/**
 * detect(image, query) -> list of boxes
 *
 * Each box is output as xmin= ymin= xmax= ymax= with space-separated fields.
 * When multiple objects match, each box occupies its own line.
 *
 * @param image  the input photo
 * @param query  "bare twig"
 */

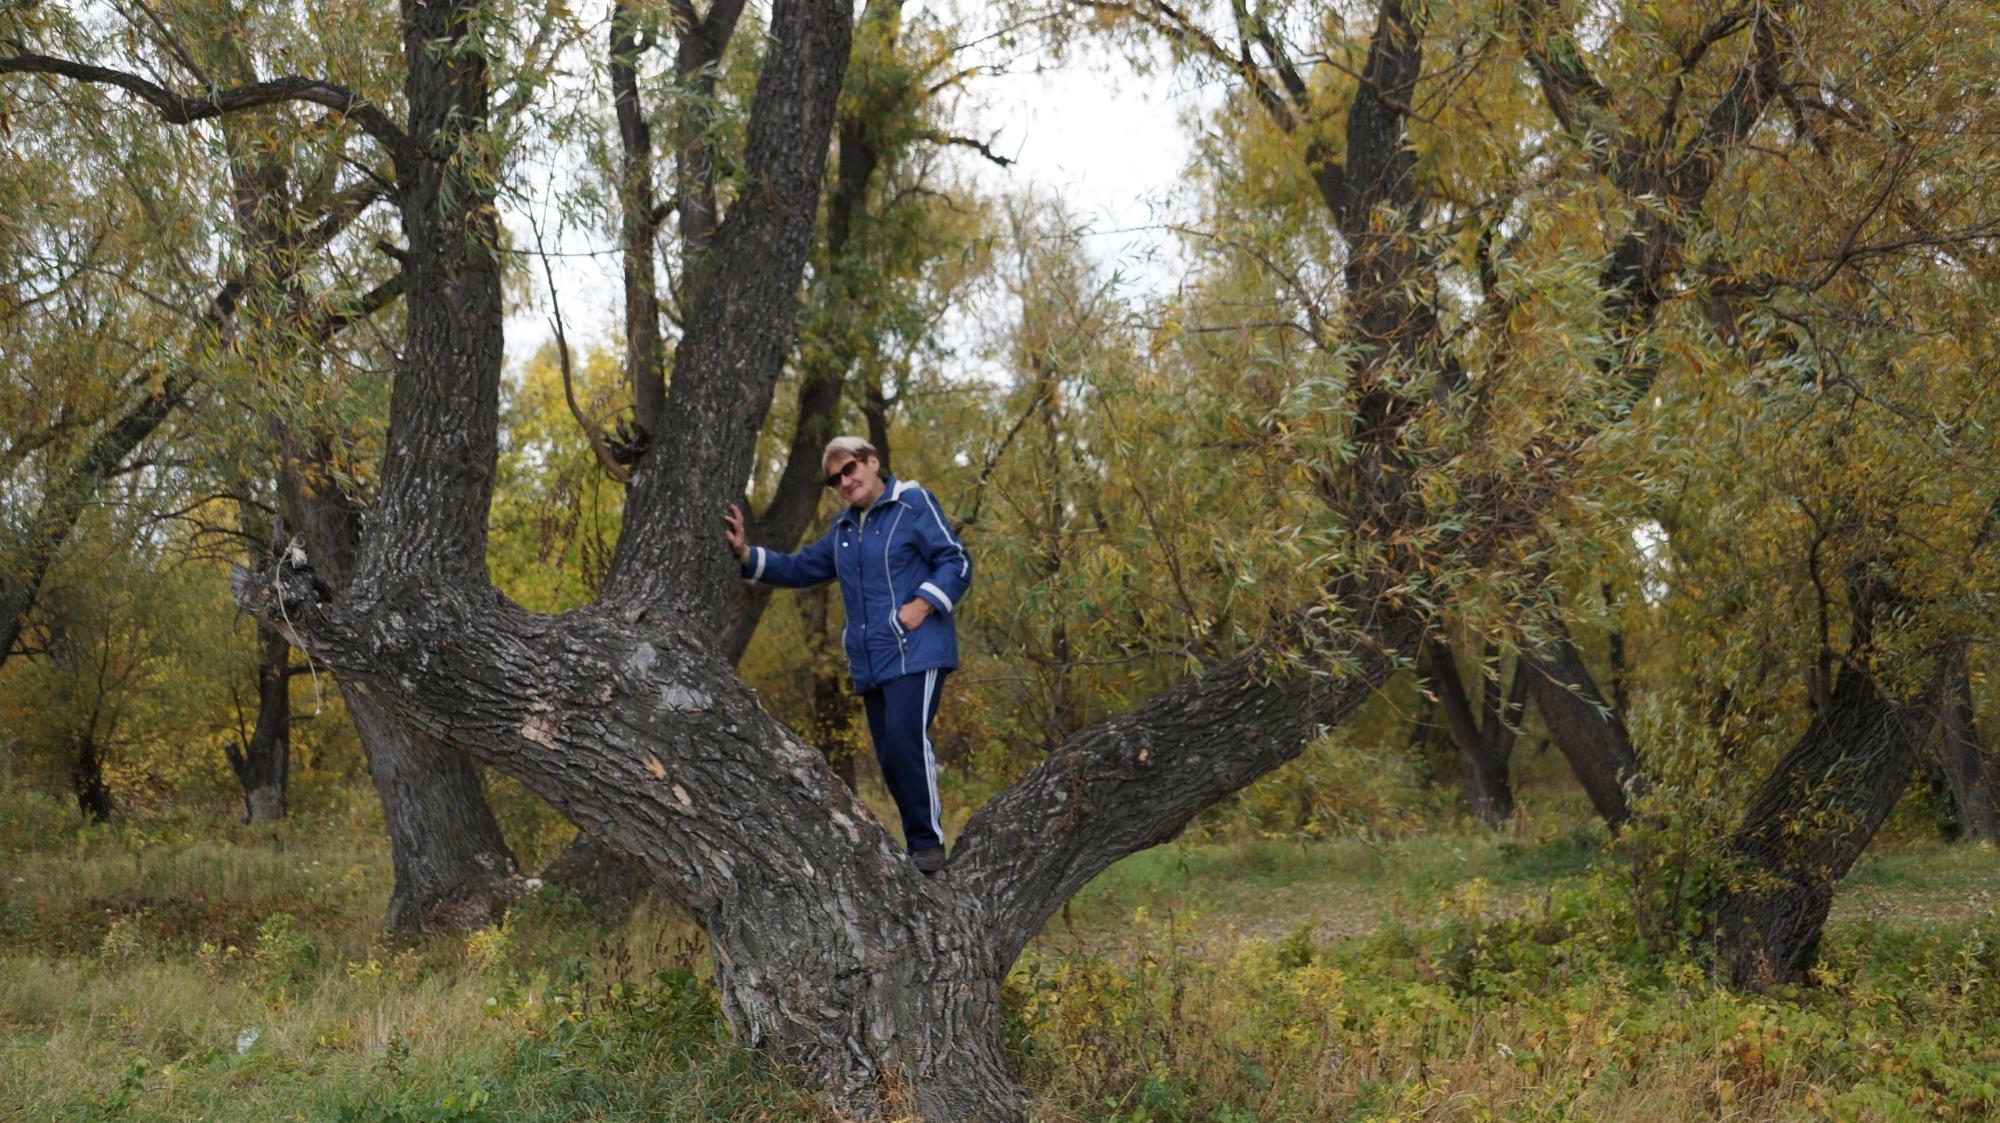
xmin=530 ymin=215 xmax=632 ymax=486
xmin=928 ymin=131 xmax=1016 ymax=167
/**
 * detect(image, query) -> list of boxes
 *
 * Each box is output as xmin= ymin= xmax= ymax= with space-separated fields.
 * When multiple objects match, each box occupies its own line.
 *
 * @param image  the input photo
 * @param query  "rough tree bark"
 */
xmin=718 ymin=0 xmax=904 ymax=665
xmin=548 ymin=0 xmax=889 ymax=913
xmin=214 ymin=52 xmax=521 ymax=926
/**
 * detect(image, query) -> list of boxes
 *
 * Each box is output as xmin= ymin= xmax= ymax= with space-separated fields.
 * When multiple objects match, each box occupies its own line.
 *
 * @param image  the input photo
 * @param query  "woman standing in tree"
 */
xmin=723 ymin=436 xmax=971 ymax=873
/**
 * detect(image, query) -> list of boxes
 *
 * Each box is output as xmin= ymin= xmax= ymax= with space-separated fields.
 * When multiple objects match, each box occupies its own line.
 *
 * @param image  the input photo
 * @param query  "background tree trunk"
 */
xmin=536 ymin=831 xmax=653 ymax=916
xmin=1711 ymin=668 xmax=1929 ymax=990
xmin=73 ymin=731 xmax=114 ymax=821
xmin=1933 ymin=669 xmax=1999 ymax=844
xmin=1521 ymin=627 xmax=1639 ymax=829
xmin=343 ymin=683 xmax=521 ymax=931
xmin=804 ymin=582 xmax=862 ymax=788
xmin=1425 ymin=639 xmax=1525 ymax=825
xmin=222 ymin=616 xmax=292 ymax=822
xmin=278 ymin=431 xmax=519 ymax=931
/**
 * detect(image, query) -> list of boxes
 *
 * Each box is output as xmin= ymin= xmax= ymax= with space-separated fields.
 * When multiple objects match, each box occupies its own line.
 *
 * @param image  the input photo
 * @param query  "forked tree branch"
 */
xmin=602 ymin=0 xmax=855 ymax=616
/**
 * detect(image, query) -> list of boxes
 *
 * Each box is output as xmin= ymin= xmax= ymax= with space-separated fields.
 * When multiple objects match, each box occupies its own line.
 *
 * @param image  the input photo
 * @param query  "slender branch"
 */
xmin=125 ymin=0 xmax=209 ymax=86
xmin=1512 ymin=0 xmax=1612 ymax=134
xmin=1236 ymin=0 xmax=1309 ymax=113
xmin=533 ymin=217 xmax=632 ymax=486
xmin=1072 ymin=0 xmax=1296 ymax=132
xmin=928 ymin=131 xmax=1015 ymax=167
xmin=1166 ymin=223 xmax=1336 ymax=347
xmin=958 ymin=378 xmax=1050 ymax=529
xmin=0 ymin=51 xmax=415 ymax=171
xmin=298 ymin=174 xmax=393 ymax=259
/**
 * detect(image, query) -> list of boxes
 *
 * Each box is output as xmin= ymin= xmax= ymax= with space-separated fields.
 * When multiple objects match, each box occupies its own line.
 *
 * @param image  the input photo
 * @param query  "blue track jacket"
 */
xmin=742 ymin=478 xmax=971 ymax=694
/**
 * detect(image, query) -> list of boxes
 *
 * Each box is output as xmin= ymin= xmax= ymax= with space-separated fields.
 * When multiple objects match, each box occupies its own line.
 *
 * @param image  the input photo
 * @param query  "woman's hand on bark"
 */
xmin=722 ymin=504 xmax=749 ymax=564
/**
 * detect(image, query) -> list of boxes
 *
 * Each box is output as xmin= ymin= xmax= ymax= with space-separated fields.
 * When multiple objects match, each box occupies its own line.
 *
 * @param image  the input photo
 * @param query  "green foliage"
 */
xmin=1013 ymin=840 xmax=2000 ymax=1122
xmin=4 ymin=796 xmax=1996 ymax=1120
xmin=488 ymin=343 xmax=627 ymax=614
xmin=251 ymin=912 xmax=322 ymax=1002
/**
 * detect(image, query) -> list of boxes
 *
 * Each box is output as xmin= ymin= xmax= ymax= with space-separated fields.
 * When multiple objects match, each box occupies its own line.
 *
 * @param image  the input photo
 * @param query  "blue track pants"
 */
xmin=862 ymin=668 xmax=946 ymax=853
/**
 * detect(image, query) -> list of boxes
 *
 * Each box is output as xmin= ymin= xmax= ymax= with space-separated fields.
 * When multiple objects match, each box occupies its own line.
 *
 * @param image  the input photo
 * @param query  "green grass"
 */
xmin=2 ymin=798 xmax=1996 ymax=1122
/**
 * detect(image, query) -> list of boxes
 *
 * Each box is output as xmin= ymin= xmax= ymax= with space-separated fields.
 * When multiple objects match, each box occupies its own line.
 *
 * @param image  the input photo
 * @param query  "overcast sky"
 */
xmin=498 ymin=22 xmax=1223 ymax=374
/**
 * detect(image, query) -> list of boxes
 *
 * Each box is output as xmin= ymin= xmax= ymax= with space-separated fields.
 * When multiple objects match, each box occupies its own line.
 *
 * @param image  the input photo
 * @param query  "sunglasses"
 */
xmin=824 ymin=459 xmax=865 ymax=489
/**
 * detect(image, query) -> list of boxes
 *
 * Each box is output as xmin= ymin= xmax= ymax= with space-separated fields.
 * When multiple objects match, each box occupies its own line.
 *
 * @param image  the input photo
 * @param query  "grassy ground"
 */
xmin=2 ymin=793 xmax=1996 ymax=1122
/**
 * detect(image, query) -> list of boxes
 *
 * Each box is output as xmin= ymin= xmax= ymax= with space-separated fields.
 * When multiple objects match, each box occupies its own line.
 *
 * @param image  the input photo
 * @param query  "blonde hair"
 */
xmin=821 ymin=435 xmax=877 ymax=469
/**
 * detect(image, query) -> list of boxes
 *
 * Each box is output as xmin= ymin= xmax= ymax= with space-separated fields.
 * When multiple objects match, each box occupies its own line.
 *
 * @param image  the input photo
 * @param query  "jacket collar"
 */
xmin=837 ymin=476 xmax=914 ymax=525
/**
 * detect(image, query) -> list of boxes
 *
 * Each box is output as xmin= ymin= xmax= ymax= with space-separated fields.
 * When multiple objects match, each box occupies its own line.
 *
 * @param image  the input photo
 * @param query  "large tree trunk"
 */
xmin=717 ymin=0 xmax=901 ymax=664
xmin=223 ymin=616 xmax=292 ymax=822
xmin=236 ymin=558 xmax=1407 ymax=1119
xmin=1711 ymin=668 xmax=1929 ymax=990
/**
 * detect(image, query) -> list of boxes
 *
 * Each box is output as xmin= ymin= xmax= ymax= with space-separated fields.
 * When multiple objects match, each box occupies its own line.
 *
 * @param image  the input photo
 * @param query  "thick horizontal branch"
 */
xmin=0 ymin=51 xmax=414 ymax=171
xmin=954 ymin=613 xmax=1415 ymax=967
xmin=228 ymin=565 xmax=914 ymax=947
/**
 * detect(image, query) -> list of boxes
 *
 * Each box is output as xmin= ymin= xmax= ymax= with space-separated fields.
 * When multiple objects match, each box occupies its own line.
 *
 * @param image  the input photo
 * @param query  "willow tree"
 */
xmin=8 ymin=0 xmax=1976 ymax=1119
xmin=0 ymin=0 xmax=521 ymax=928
